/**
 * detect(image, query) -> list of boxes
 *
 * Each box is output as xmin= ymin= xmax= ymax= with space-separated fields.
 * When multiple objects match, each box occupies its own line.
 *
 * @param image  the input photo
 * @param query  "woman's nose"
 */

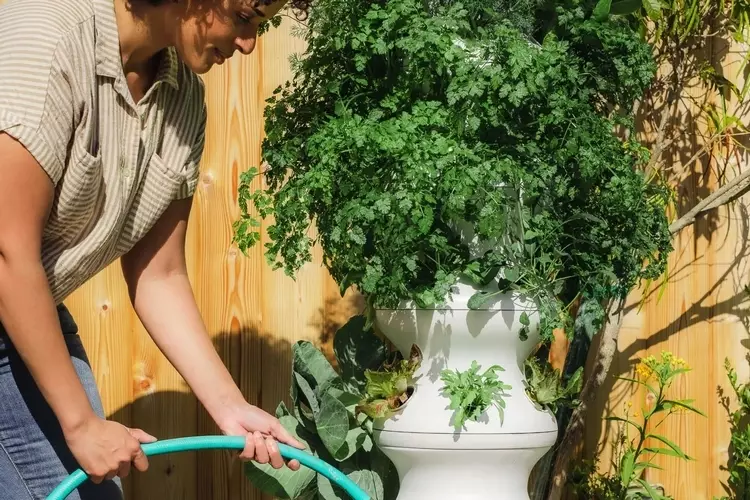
xmin=235 ymin=36 xmax=256 ymax=55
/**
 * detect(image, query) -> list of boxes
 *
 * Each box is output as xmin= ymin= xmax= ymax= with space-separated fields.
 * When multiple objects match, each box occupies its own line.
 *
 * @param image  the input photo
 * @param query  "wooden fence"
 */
xmin=4 ymin=7 xmax=745 ymax=500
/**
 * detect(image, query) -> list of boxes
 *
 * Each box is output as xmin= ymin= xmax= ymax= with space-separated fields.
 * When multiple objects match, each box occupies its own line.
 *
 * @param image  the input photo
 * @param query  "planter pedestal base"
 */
xmin=375 ymin=430 xmax=558 ymax=500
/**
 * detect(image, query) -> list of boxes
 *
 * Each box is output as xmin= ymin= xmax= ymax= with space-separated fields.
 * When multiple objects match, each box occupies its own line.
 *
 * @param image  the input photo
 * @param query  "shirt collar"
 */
xmin=93 ymin=0 xmax=179 ymax=91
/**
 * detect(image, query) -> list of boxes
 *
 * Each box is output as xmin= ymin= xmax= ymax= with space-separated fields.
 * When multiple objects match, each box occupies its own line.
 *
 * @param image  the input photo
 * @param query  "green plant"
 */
xmin=568 ymin=351 xmax=705 ymax=500
xmin=439 ymin=361 xmax=512 ymax=430
xmin=356 ymin=344 xmax=422 ymax=419
xmin=244 ymin=316 xmax=400 ymax=499
xmin=523 ymin=355 xmax=583 ymax=413
xmin=716 ymin=358 xmax=750 ymax=500
xmin=233 ymin=0 xmax=672 ymax=346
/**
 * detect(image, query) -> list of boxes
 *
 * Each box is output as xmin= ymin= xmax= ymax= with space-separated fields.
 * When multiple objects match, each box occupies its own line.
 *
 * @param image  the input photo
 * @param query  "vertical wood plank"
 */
xmin=64 ymin=266 xmax=136 ymax=491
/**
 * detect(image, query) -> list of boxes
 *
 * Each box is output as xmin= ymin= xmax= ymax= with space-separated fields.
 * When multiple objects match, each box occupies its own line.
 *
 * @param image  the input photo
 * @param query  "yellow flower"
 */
xmin=627 ymin=401 xmax=633 ymax=407
xmin=675 ymin=357 xmax=689 ymax=369
xmin=636 ymin=363 xmax=653 ymax=380
xmin=632 ymin=412 xmax=639 ymax=418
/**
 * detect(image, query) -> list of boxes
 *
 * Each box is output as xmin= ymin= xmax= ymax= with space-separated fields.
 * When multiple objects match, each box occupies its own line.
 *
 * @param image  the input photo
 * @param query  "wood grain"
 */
xmin=0 ymin=0 xmax=726 ymax=496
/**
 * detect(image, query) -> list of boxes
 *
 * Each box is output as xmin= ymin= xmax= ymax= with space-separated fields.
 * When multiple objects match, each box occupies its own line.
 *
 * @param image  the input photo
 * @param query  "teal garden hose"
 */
xmin=45 ymin=435 xmax=371 ymax=500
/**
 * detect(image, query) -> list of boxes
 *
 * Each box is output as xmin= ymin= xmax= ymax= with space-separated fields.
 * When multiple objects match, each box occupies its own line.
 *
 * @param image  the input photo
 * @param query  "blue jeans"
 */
xmin=0 ymin=305 xmax=123 ymax=499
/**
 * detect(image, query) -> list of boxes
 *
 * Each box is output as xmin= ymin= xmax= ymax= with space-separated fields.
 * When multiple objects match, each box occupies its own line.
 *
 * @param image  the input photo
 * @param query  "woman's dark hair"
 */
xmin=256 ymin=0 xmax=310 ymax=18
xmin=139 ymin=0 xmax=311 ymax=18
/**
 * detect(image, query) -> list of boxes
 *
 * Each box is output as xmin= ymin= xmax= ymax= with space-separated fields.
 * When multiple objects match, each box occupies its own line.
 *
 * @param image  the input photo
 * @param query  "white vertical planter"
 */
xmin=372 ymin=277 xmax=558 ymax=499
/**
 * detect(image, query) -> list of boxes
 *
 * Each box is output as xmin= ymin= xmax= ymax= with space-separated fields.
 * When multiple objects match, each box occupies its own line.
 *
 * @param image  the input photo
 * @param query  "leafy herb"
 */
xmin=233 ymin=0 xmax=672 ymax=345
xmin=440 ymin=361 xmax=512 ymax=430
xmin=524 ymin=356 xmax=583 ymax=413
xmin=356 ymin=344 xmax=422 ymax=419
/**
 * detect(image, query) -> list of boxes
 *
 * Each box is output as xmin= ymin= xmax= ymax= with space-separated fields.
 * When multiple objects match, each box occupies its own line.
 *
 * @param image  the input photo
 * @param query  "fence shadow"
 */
xmin=584 ymin=200 xmax=750 ymax=472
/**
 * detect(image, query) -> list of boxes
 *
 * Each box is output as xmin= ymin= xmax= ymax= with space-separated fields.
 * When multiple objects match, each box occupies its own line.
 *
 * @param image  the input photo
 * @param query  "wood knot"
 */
xmin=201 ymin=172 xmax=214 ymax=186
xmin=133 ymin=361 xmax=156 ymax=396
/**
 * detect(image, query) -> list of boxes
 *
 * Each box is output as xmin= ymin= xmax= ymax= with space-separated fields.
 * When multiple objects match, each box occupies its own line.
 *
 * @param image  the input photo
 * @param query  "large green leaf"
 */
xmin=610 ymin=0 xmax=642 ymax=15
xmin=593 ymin=0 xmax=612 ymax=20
xmin=333 ymin=315 xmax=388 ymax=396
xmin=294 ymin=372 xmax=321 ymax=433
xmin=619 ymin=449 xmax=636 ymax=486
xmin=643 ymin=0 xmax=662 ymax=20
xmin=316 ymin=446 xmax=399 ymax=500
xmin=319 ymin=380 xmax=362 ymax=413
xmin=314 ymin=390 xmax=351 ymax=459
xmin=294 ymin=341 xmax=341 ymax=391
xmin=244 ymin=415 xmax=318 ymax=498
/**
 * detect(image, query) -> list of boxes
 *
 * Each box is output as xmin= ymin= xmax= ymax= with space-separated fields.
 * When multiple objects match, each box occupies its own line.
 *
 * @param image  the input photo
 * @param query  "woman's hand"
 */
xmin=217 ymin=401 xmax=305 ymax=470
xmin=64 ymin=415 xmax=157 ymax=483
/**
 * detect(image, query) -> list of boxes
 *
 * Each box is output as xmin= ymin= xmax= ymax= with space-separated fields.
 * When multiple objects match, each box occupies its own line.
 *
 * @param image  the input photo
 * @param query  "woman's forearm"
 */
xmin=128 ymin=272 xmax=245 ymax=427
xmin=0 ymin=252 xmax=96 ymax=432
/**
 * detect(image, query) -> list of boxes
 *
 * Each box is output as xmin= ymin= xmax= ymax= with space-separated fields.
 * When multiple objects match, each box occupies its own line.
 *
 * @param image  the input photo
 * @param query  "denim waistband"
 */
xmin=0 ymin=304 xmax=79 ymax=351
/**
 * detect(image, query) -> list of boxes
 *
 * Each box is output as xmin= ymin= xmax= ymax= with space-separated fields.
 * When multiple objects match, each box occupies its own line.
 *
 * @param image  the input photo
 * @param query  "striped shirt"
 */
xmin=0 ymin=0 xmax=207 ymax=304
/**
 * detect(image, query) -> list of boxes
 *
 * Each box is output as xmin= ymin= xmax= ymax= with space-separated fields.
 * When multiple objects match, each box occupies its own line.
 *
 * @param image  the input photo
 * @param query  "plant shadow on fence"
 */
xmin=106 ymin=329 xmax=294 ymax=500
xmin=583 ymin=196 xmax=750 ymax=485
xmin=104 ymin=291 xmax=363 ymax=500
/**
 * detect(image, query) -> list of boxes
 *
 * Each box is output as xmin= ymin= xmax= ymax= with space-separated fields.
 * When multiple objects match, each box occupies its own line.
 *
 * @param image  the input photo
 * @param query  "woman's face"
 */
xmin=173 ymin=0 xmax=288 ymax=74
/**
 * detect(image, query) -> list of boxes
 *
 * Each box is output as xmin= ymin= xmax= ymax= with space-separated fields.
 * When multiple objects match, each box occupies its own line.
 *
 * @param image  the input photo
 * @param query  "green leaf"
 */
xmin=316 ymin=446 xmax=399 ymax=500
xmin=293 ymin=341 xmax=340 ymax=392
xmin=333 ymin=315 xmax=388 ymax=396
xmin=504 ymin=267 xmax=520 ymax=282
xmin=620 ymin=449 xmax=636 ymax=486
xmin=593 ymin=0 xmax=612 ymax=20
xmin=293 ymin=372 xmax=320 ymax=432
xmin=520 ymin=311 xmax=530 ymax=326
xmin=662 ymin=399 xmax=707 ymax=417
xmin=244 ymin=415 xmax=317 ymax=498
xmin=314 ymin=390 xmax=351 ymax=460
xmin=610 ymin=0 xmax=642 ymax=15
xmin=617 ymin=376 xmax=658 ymax=398
xmin=642 ymin=446 xmax=684 ymax=458
xmin=604 ymin=415 xmax=643 ymax=434
xmin=574 ymin=299 xmax=605 ymax=341
xmin=643 ymin=0 xmax=662 ymax=20
xmin=635 ymin=478 xmax=669 ymax=500
xmin=635 ymin=461 xmax=664 ymax=471
xmin=646 ymin=433 xmax=692 ymax=460
xmin=467 ymin=290 xmax=500 ymax=310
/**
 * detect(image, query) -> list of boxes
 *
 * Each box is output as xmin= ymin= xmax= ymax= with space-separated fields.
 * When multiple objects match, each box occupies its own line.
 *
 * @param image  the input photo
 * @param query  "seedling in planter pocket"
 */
xmin=356 ymin=344 xmax=423 ymax=419
xmin=524 ymin=356 xmax=583 ymax=414
xmin=440 ymin=361 xmax=512 ymax=430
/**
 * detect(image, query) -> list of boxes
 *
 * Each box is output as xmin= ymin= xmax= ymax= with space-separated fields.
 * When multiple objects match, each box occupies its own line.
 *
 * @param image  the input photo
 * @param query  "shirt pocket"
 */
xmin=49 ymin=140 xmax=105 ymax=244
xmin=117 ymin=151 xmax=186 ymax=250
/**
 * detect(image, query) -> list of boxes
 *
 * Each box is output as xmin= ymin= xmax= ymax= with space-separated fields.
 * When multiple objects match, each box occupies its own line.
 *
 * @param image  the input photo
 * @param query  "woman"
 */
xmin=0 ymin=0 xmax=308 ymax=497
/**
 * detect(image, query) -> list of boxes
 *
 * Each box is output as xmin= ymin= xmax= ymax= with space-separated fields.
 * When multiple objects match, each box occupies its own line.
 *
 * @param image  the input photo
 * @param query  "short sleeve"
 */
xmin=175 ymin=82 xmax=207 ymax=200
xmin=0 ymin=2 xmax=76 ymax=186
